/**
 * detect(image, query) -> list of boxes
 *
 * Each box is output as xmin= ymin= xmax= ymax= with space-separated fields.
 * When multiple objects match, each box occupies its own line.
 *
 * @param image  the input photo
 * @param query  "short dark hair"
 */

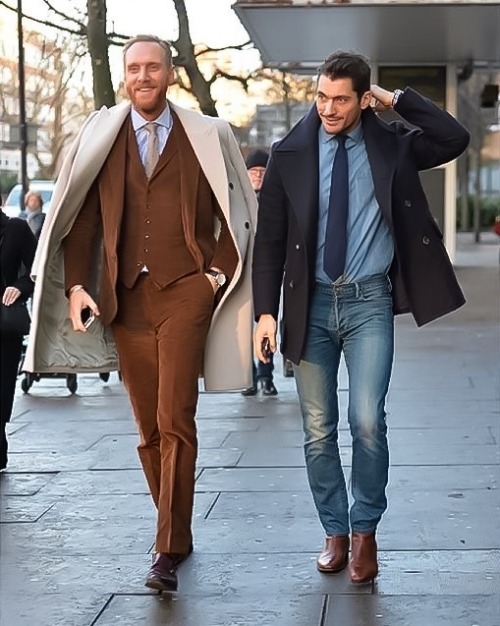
xmin=317 ymin=51 xmax=371 ymax=100
xmin=123 ymin=35 xmax=173 ymax=67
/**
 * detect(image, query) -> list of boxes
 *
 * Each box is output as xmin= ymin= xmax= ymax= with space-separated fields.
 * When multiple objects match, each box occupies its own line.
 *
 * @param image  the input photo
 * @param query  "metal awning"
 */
xmin=232 ymin=2 xmax=500 ymax=70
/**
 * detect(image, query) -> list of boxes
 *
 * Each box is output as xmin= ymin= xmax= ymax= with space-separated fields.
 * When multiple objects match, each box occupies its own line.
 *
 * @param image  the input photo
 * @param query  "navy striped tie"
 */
xmin=324 ymin=134 xmax=348 ymax=282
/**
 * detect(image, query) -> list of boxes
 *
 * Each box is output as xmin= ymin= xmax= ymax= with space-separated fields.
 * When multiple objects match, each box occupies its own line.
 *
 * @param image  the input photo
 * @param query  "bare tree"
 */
xmin=171 ymin=0 xmax=218 ymax=116
xmin=255 ymin=69 xmax=317 ymax=131
xmin=0 ymin=28 xmax=93 ymax=178
xmin=1 ymin=0 xmax=252 ymax=115
xmin=87 ymin=0 xmax=115 ymax=108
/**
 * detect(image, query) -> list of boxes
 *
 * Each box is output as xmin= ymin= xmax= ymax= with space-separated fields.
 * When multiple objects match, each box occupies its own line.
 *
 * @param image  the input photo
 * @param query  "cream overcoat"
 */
xmin=25 ymin=101 xmax=257 ymax=391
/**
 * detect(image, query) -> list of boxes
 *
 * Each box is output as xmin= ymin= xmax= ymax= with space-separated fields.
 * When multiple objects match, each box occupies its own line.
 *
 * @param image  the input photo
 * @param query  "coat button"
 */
xmin=422 ymin=236 xmax=430 ymax=245
xmin=289 ymin=280 xmax=295 ymax=289
xmin=404 ymin=200 xmax=412 ymax=207
xmin=244 ymin=221 xmax=250 ymax=229
xmin=229 ymin=182 xmax=234 ymax=190
xmin=295 ymin=244 xmax=300 ymax=250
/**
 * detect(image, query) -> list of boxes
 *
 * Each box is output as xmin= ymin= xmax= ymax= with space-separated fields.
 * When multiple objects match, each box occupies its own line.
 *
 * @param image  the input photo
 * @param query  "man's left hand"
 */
xmin=205 ymin=273 xmax=220 ymax=294
xmin=205 ymin=267 xmax=226 ymax=294
xmin=254 ymin=314 xmax=277 ymax=363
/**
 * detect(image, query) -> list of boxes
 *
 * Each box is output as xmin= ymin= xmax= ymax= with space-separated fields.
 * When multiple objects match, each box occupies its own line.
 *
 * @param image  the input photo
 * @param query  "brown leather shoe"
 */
xmin=348 ymin=531 xmax=378 ymax=583
xmin=145 ymin=553 xmax=179 ymax=592
xmin=316 ymin=535 xmax=349 ymax=573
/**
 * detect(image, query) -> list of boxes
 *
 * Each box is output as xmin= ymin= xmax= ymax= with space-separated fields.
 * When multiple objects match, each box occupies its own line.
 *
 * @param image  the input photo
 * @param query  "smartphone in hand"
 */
xmin=81 ymin=308 xmax=95 ymax=329
xmin=261 ymin=337 xmax=272 ymax=359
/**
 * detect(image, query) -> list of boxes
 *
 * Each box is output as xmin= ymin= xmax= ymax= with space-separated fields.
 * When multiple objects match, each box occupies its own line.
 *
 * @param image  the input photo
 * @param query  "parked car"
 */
xmin=3 ymin=180 xmax=55 ymax=218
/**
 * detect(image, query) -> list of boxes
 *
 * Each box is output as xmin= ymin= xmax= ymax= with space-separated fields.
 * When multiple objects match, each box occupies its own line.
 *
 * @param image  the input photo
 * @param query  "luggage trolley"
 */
xmin=18 ymin=307 xmax=118 ymax=393
xmin=21 ymin=371 xmax=78 ymax=394
xmin=18 ymin=339 xmax=113 ymax=394
xmin=20 ymin=369 xmax=111 ymax=394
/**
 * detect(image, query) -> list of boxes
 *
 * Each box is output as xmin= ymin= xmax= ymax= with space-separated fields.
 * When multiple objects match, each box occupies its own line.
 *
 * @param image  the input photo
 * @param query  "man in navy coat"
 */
xmin=252 ymin=51 xmax=469 ymax=584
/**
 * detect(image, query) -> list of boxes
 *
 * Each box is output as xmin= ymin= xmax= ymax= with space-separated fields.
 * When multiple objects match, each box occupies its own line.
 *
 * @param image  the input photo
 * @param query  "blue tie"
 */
xmin=324 ymin=134 xmax=348 ymax=282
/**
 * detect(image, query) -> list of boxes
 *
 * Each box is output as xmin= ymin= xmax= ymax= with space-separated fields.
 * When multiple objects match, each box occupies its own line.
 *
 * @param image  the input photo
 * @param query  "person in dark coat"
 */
xmin=252 ymin=51 xmax=469 ymax=584
xmin=241 ymin=149 xmax=278 ymax=396
xmin=0 ymin=187 xmax=37 ymax=470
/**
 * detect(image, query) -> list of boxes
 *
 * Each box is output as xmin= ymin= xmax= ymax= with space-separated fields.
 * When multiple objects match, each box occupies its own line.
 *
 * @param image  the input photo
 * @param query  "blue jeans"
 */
xmin=294 ymin=274 xmax=394 ymax=536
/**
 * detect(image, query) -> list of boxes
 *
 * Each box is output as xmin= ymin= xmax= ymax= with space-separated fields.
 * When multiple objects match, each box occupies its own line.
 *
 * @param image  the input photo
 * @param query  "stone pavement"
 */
xmin=1 ymin=233 xmax=499 ymax=626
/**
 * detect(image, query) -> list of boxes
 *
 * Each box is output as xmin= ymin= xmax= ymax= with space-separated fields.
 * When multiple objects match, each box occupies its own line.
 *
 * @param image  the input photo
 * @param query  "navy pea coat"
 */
xmin=252 ymin=87 xmax=470 ymax=364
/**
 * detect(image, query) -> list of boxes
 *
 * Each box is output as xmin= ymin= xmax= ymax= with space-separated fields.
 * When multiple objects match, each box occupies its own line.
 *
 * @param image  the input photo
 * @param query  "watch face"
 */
xmin=216 ymin=274 xmax=226 ymax=286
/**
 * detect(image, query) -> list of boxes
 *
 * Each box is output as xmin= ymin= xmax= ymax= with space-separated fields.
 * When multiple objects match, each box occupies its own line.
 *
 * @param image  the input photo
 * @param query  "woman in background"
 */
xmin=24 ymin=190 xmax=46 ymax=239
xmin=0 ymin=185 xmax=37 ymax=470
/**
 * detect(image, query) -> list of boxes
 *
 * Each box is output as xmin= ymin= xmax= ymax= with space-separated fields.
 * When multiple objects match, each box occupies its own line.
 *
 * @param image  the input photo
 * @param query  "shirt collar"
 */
xmin=319 ymin=120 xmax=363 ymax=145
xmin=131 ymin=104 xmax=172 ymax=132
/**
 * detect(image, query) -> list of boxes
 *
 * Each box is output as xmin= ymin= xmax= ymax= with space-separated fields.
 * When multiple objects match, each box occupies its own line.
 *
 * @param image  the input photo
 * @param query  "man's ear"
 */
xmin=360 ymin=91 xmax=372 ymax=110
xmin=167 ymin=67 xmax=176 ymax=86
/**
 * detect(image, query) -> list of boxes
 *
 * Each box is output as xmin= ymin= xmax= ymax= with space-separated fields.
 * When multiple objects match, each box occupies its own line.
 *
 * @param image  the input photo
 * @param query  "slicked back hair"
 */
xmin=123 ymin=35 xmax=173 ymax=68
xmin=317 ymin=51 xmax=371 ymax=100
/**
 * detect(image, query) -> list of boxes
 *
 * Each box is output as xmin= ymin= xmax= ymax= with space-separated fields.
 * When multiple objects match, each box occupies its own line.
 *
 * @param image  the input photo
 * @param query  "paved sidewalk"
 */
xmin=1 ymin=233 xmax=499 ymax=626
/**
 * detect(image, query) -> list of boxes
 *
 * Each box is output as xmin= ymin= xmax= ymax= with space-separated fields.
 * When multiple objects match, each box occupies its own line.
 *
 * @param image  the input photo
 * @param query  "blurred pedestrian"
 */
xmin=493 ymin=215 xmax=500 ymax=237
xmin=24 ymin=190 xmax=46 ymax=239
xmin=26 ymin=35 xmax=256 ymax=592
xmin=0 ymin=185 xmax=37 ymax=470
xmin=241 ymin=149 xmax=278 ymax=397
xmin=253 ymin=51 xmax=469 ymax=583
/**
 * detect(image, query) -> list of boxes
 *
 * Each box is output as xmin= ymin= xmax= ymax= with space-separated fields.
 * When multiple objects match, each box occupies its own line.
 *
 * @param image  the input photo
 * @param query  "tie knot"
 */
xmin=144 ymin=122 xmax=157 ymax=134
xmin=336 ymin=134 xmax=347 ymax=147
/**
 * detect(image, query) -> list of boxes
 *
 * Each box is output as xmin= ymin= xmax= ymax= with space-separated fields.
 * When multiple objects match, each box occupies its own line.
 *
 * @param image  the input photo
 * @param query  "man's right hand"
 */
xmin=370 ymin=84 xmax=395 ymax=111
xmin=254 ymin=314 xmax=277 ymax=363
xmin=68 ymin=286 xmax=100 ymax=332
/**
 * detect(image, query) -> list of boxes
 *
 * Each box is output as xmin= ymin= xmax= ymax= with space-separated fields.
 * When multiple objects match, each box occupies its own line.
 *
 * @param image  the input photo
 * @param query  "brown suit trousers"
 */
xmin=113 ymin=272 xmax=215 ymax=554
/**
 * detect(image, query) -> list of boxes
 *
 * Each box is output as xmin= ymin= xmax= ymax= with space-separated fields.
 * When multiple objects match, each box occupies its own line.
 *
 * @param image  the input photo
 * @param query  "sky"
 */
xmin=20 ymin=0 xmax=251 ymax=48
xmin=106 ymin=0 xmax=250 ymax=47
xmin=12 ymin=0 xmax=262 ymax=122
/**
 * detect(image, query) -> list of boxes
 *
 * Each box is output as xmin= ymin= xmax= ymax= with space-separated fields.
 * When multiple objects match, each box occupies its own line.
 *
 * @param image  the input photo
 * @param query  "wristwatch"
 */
xmin=206 ymin=269 xmax=227 ymax=288
xmin=392 ymin=89 xmax=404 ymax=108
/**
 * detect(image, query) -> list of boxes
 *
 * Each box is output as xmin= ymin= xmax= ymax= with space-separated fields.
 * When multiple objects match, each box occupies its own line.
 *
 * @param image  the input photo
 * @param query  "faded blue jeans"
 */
xmin=294 ymin=274 xmax=394 ymax=536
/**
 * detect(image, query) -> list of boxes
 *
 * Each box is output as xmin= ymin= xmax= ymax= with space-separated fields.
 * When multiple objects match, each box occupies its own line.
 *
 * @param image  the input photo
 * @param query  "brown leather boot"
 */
xmin=316 ymin=535 xmax=349 ymax=573
xmin=348 ymin=531 xmax=378 ymax=583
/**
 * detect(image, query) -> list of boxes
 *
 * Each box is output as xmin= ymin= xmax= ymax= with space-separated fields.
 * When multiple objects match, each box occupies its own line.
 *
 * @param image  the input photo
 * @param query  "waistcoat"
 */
xmin=118 ymin=112 xmax=219 ymax=289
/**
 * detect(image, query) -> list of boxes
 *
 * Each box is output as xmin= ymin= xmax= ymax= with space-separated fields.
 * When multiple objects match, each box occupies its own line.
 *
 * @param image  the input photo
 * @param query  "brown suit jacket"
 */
xmin=64 ymin=112 xmax=237 ymax=325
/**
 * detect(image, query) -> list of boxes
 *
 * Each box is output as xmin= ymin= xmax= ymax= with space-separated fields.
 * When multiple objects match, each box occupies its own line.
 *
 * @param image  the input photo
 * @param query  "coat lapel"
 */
xmin=34 ymin=102 xmax=131 ymax=275
xmin=70 ymin=103 xmax=131 ymax=194
xmin=98 ymin=118 xmax=130 ymax=255
xmin=169 ymin=102 xmax=230 ymax=223
xmin=361 ymin=108 xmax=397 ymax=229
xmin=170 ymin=111 xmax=204 ymax=270
xmin=274 ymin=106 xmax=320 ymax=254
